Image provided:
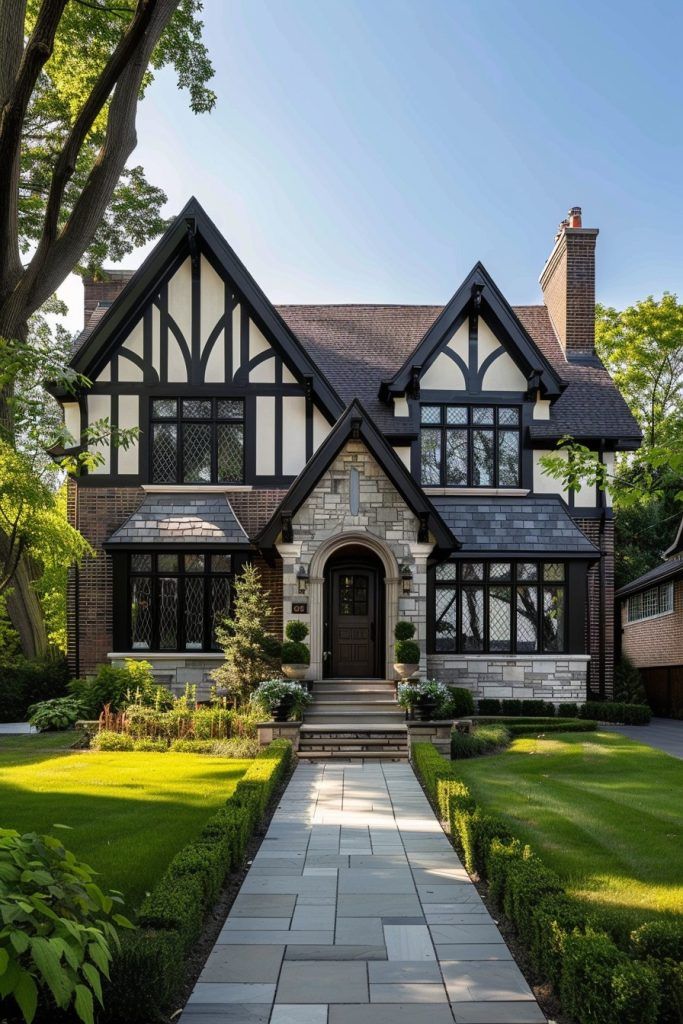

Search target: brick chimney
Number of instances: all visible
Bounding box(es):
[539,207,598,358]
[83,269,134,328]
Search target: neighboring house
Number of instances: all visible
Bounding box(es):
[51,202,640,704]
[616,520,683,717]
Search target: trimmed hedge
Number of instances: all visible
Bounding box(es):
[101,739,292,1023]
[477,697,651,725]
[412,742,681,1024]
[475,716,597,735]
[581,700,651,725]
[450,724,509,760]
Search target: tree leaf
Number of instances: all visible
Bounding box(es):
[74,983,94,1024]
[80,962,103,1006]
[30,936,70,1007]
[12,970,38,1024]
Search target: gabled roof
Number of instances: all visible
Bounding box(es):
[104,493,250,549]
[431,497,600,558]
[257,400,458,550]
[67,197,345,420]
[380,263,563,401]
[615,557,683,599]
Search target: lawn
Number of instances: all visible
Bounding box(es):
[0,733,251,910]
[454,730,683,930]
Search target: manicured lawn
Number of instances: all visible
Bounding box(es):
[454,731,683,930]
[0,733,251,910]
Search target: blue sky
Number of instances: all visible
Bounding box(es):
[61,0,682,333]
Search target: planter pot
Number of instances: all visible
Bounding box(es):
[271,696,296,722]
[415,696,438,722]
[394,662,419,680]
[282,663,309,681]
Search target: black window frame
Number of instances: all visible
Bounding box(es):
[430,560,567,655]
[127,551,238,653]
[419,404,522,488]
[150,397,245,485]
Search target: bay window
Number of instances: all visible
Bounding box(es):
[431,560,567,654]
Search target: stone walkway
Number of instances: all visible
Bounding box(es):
[181,762,546,1024]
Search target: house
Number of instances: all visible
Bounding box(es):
[616,518,683,716]
[52,201,640,707]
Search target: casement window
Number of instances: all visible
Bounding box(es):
[150,398,244,484]
[627,582,674,623]
[128,552,235,652]
[420,405,521,487]
[431,560,567,654]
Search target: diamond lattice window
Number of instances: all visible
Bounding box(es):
[150,398,244,484]
[420,405,520,487]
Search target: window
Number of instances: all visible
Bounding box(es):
[627,582,674,623]
[128,552,235,652]
[432,560,566,654]
[151,398,244,484]
[420,405,521,487]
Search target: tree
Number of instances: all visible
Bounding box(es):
[212,564,281,706]
[0,1,215,656]
[539,294,683,586]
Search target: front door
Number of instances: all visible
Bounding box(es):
[330,566,378,677]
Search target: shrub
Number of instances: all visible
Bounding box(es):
[132,737,167,752]
[450,724,509,759]
[211,736,261,758]
[92,729,134,751]
[507,718,597,736]
[0,828,132,1024]
[558,701,579,717]
[520,699,555,717]
[530,893,586,984]
[581,700,651,725]
[103,929,183,1023]
[249,678,312,719]
[282,619,310,664]
[394,620,416,641]
[455,805,514,877]
[477,697,501,716]
[443,686,475,717]
[501,853,564,945]
[0,657,69,722]
[630,920,683,962]
[394,639,420,664]
[169,738,216,753]
[69,659,174,718]
[561,930,660,1024]
[613,656,647,705]
[212,564,281,704]
[27,695,84,731]
[501,698,523,716]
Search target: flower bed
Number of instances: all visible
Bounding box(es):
[412,741,681,1024]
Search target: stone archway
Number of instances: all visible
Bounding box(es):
[308,532,402,680]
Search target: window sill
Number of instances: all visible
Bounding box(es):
[142,484,253,493]
[108,652,224,660]
[625,609,674,626]
[423,487,529,497]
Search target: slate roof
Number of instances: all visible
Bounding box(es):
[105,493,250,546]
[429,496,599,556]
[276,304,641,444]
[615,557,683,599]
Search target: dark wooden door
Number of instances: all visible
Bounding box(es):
[330,566,377,677]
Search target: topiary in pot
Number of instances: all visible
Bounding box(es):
[281,620,310,680]
[393,621,420,680]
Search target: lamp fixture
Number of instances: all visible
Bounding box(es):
[400,563,413,595]
[296,564,309,595]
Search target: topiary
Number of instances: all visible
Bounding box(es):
[285,620,309,642]
[394,620,416,641]
[395,639,420,664]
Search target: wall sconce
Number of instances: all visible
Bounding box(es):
[400,564,413,595]
[296,564,309,595]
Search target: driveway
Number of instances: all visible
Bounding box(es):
[603,717,683,759]
[0,722,35,735]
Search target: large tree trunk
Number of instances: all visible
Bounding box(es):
[1,542,49,660]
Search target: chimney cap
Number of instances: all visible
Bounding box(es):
[567,206,582,228]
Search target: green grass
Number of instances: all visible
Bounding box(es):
[0,733,251,910]
[453,730,683,930]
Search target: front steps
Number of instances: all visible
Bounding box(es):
[298,679,408,760]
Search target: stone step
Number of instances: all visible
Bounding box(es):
[299,735,407,746]
[300,723,407,733]
[311,687,396,699]
[297,749,408,760]
[304,712,405,725]
[309,698,399,709]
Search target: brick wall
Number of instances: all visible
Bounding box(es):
[540,226,598,357]
[621,580,683,668]
[575,515,614,697]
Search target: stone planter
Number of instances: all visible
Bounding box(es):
[394,662,419,680]
[282,663,309,681]
[415,695,438,721]
[271,696,296,722]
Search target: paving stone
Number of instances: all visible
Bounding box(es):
[337,894,423,918]
[199,946,284,983]
[179,1007,271,1023]
[276,961,368,1003]
[448,1002,546,1023]
[441,961,533,1001]
[222,917,292,930]
[241,875,338,895]
[335,917,385,945]
[270,1005,328,1024]
[370,983,448,1002]
[231,895,297,917]
[285,945,387,961]
[337,869,416,894]
[430,925,503,945]
[368,960,443,983]
[329,1005,457,1024]
[292,904,336,930]
[217,931,334,945]
[187,984,276,1005]
[436,945,513,961]
[419,884,480,902]
[384,924,436,961]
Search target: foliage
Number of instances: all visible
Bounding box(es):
[27,695,83,732]
[558,702,579,717]
[394,620,416,641]
[441,686,475,717]
[69,659,173,718]
[397,679,450,712]
[504,719,597,736]
[212,565,281,704]
[285,620,309,643]
[477,698,501,716]
[450,724,509,759]
[101,741,292,1023]
[281,619,310,664]
[613,657,647,704]
[394,639,421,664]
[98,701,259,742]
[170,736,261,758]
[0,658,68,722]
[249,679,312,719]
[580,700,651,725]
[91,730,134,751]
[0,827,132,1024]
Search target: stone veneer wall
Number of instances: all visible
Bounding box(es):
[427,654,590,704]
[276,439,434,680]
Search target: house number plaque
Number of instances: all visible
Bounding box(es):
[291,602,308,614]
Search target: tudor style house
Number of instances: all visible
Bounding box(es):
[54,201,640,708]
[616,516,683,717]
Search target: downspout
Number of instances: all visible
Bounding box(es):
[597,450,607,699]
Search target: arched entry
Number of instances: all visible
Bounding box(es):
[324,546,385,678]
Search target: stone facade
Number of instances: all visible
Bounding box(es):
[427,654,590,704]
[276,439,433,680]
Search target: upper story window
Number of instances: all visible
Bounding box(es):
[420,404,521,488]
[627,582,674,623]
[129,552,234,652]
[151,398,244,484]
[432,560,566,654]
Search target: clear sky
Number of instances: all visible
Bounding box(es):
[60,0,682,334]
